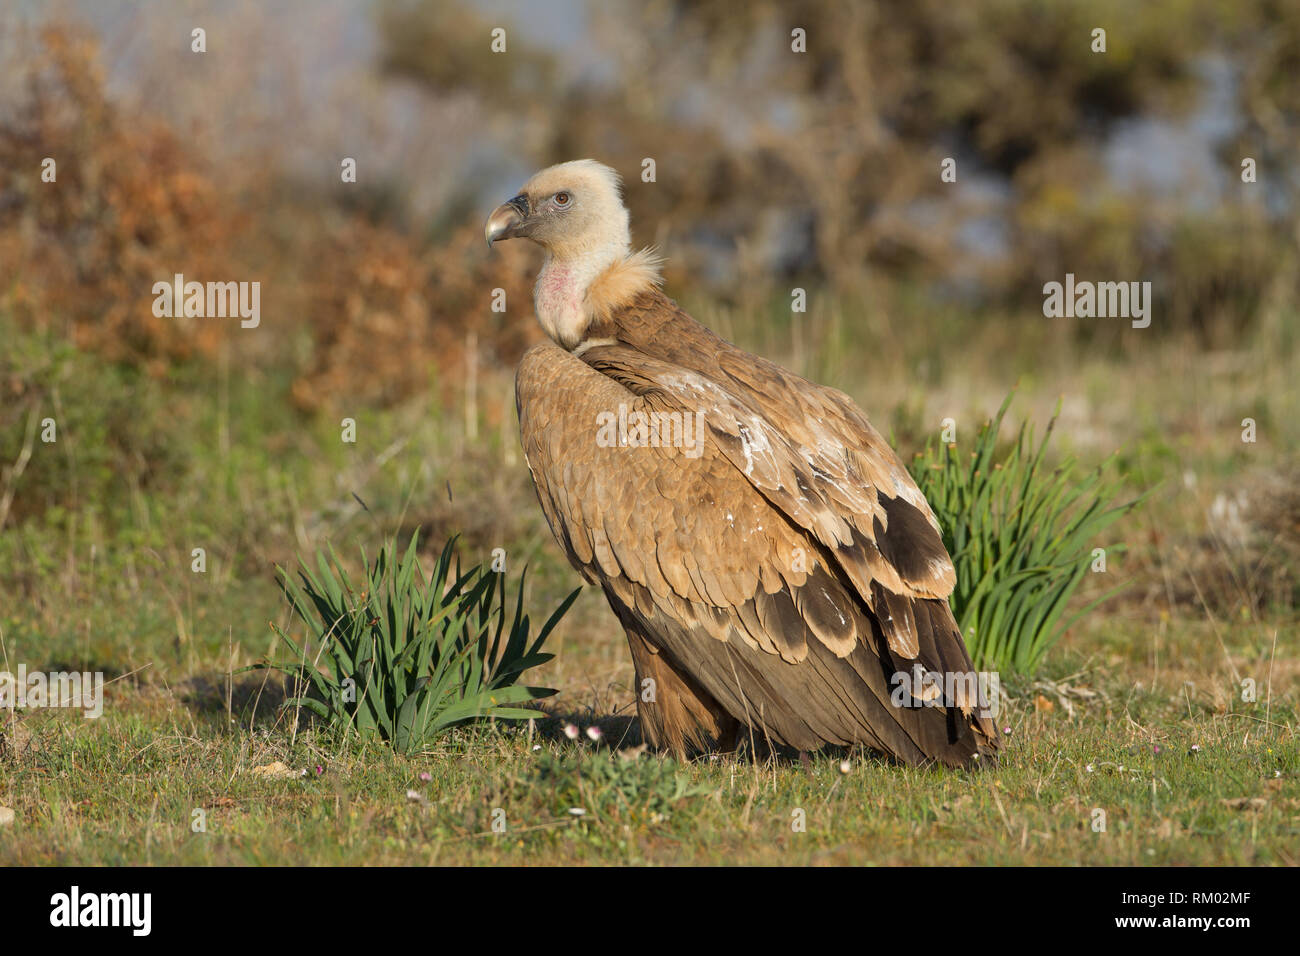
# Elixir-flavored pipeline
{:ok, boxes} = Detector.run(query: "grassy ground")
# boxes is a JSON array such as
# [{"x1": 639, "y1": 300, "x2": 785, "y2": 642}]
[
  {"x1": 0, "y1": 631, "x2": 1294, "y2": 865},
  {"x1": 0, "y1": 293, "x2": 1296, "y2": 865}
]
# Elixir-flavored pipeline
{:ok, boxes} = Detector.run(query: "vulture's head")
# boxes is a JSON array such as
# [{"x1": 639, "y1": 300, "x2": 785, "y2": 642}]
[{"x1": 484, "y1": 159, "x2": 630, "y2": 263}]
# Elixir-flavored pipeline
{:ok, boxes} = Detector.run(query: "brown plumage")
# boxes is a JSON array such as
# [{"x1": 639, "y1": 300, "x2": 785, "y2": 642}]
[{"x1": 487, "y1": 160, "x2": 999, "y2": 767}]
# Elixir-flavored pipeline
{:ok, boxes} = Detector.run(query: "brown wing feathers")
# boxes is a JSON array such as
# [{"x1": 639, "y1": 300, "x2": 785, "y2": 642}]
[
  {"x1": 516, "y1": 289, "x2": 999, "y2": 767},
  {"x1": 585, "y1": 333, "x2": 951, "y2": 662}
]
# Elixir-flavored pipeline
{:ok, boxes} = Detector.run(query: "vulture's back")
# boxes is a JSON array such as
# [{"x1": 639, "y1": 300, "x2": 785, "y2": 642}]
[{"x1": 516, "y1": 289, "x2": 999, "y2": 767}]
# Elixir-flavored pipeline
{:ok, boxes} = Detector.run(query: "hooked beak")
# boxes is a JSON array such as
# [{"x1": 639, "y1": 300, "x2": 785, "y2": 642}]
[{"x1": 485, "y1": 194, "x2": 530, "y2": 248}]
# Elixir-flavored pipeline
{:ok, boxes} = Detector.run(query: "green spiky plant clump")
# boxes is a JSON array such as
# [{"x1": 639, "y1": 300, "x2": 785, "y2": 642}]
[
  {"x1": 256, "y1": 533, "x2": 579, "y2": 753},
  {"x1": 908, "y1": 393, "x2": 1140, "y2": 676}
]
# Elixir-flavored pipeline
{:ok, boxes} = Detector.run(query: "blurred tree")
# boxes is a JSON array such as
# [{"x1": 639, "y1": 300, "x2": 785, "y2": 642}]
[{"x1": 378, "y1": 0, "x2": 1300, "y2": 341}]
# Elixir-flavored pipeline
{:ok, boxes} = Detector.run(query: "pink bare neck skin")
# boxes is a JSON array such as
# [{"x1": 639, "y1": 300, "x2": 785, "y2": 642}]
[
  {"x1": 537, "y1": 261, "x2": 580, "y2": 318},
  {"x1": 535, "y1": 254, "x2": 617, "y2": 348}
]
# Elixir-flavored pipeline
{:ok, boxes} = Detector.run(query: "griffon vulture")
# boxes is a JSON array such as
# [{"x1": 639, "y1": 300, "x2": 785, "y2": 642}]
[{"x1": 486, "y1": 160, "x2": 999, "y2": 768}]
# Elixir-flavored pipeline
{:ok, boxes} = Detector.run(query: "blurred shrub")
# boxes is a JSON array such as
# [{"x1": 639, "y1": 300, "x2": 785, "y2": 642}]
[
  {"x1": 291, "y1": 219, "x2": 537, "y2": 413},
  {"x1": 381, "y1": 0, "x2": 1300, "y2": 341},
  {"x1": 379, "y1": 0, "x2": 557, "y2": 107},
  {"x1": 0, "y1": 25, "x2": 540, "y2": 416},
  {"x1": 6, "y1": 3, "x2": 1299, "y2": 420},
  {"x1": 0, "y1": 26, "x2": 246, "y2": 373}
]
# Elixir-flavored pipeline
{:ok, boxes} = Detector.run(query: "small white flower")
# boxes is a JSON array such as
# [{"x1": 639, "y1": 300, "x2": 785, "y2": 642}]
[
  {"x1": 586, "y1": 725, "x2": 603, "y2": 742},
  {"x1": 562, "y1": 723, "x2": 580, "y2": 740},
  {"x1": 532, "y1": 744, "x2": 542, "y2": 751},
  {"x1": 1085, "y1": 764, "x2": 1095, "y2": 773},
  {"x1": 839, "y1": 759, "x2": 851, "y2": 774},
  {"x1": 567, "y1": 807, "x2": 586, "y2": 816}
]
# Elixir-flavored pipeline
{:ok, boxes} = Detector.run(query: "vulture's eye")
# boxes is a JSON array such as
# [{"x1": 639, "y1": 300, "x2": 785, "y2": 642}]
[{"x1": 554, "y1": 191, "x2": 571, "y2": 207}]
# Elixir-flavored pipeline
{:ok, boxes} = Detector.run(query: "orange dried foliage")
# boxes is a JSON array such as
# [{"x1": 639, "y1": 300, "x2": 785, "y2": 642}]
[
  {"x1": 290, "y1": 219, "x2": 539, "y2": 412},
  {"x1": 1, "y1": 25, "x2": 541, "y2": 410},
  {"x1": 0, "y1": 26, "x2": 247, "y2": 374}
]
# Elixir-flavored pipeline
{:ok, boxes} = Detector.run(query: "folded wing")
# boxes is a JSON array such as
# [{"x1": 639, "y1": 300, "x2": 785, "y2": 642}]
[{"x1": 517, "y1": 337, "x2": 998, "y2": 766}]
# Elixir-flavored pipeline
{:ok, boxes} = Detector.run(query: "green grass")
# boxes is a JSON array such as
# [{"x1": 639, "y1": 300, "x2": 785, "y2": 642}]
[
  {"x1": 1, "y1": 630, "x2": 1294, "y2": 865},
  {"x1": 0, "y1": 295, "x2": 1296, "y2": 865}
]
